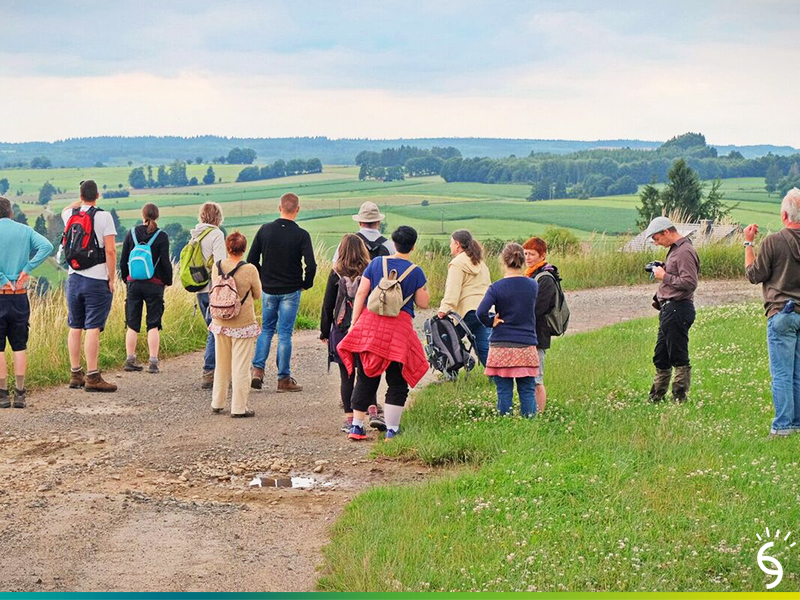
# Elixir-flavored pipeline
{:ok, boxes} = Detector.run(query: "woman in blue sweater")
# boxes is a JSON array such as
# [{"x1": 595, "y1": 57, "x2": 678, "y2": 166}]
[{"x1": 477, "y1": 243, "x2": 540, "y2": 417}]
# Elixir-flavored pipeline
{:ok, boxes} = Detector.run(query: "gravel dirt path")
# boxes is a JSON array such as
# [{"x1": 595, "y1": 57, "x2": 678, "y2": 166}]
[{"x1": 0, "y1": 279, "x2": 761, "y2": 591}]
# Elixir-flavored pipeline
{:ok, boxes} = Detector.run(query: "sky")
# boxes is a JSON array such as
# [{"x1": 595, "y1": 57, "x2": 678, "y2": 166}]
[{"x1": 0, "y1": 0, "x2": 797, "y2": 145}]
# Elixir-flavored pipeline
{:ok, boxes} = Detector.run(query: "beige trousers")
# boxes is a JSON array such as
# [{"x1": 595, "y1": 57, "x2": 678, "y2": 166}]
[{"x1": 212, "y1": 334, "x2": 256, "y2": 415}]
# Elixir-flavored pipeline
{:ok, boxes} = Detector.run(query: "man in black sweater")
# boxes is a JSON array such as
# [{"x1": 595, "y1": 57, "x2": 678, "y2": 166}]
[{"x1": 248, "y1": 192, "x2": 317, "y2": 392}]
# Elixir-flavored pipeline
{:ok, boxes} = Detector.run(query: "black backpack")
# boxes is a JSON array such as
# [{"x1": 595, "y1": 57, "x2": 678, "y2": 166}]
[
  {"x1": 423, "y1": 311, "x2": 476, "y2": 381},
  {"x1": 357, "y1": 232, "x2": 391, "y2": 259},
  {"x1": 333, "y1": 274, "x2": 361, "y2": 332}
]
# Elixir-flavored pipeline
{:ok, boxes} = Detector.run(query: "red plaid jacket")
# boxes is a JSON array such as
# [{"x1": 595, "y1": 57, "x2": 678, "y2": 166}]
[{"x1": 337, "y1": 308, "x2": 428, "y2": 388}]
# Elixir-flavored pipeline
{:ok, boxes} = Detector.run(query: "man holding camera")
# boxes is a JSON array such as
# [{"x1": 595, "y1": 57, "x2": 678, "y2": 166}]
[{"x1": 644, "y1": 216, "x2": 700, "y2": 403}]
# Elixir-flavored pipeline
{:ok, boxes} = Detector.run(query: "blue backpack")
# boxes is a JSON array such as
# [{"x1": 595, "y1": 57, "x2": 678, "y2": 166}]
[{"x1": 128, "y1": 228, "x2": 162, "y2": 280}]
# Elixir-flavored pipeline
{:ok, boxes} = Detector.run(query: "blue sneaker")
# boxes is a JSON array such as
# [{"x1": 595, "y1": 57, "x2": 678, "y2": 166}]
[
  {"x1": 348, "y1": 424, "x2": 368, "y2": 441},
  {"x1": 385, "y1": 428, "x2": 401, "y2": 441}
]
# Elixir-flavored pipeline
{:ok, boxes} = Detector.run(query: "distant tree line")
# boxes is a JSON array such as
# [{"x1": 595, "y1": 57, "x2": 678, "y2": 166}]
[
  {"x1": 129, "y1": 163, "x2": 216, "y2": 189},
  {"x1": 355, "y1": 145, "x2": 462, "y2": 180},
  {"x1": 236, "y1": 158, "x2": 322, "y2": 183},
  {"x1": 1, "y1": 156, "x2": 53, "y2": 169},
  {"x1": 212, "y1": 148, "x2": 257, "y2": 165},
  {"x1": 432, "y1": 133, "x2": 800, "y2": 200}
]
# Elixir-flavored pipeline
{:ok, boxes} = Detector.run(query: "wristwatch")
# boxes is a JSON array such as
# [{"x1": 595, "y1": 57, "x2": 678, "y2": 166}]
[{"x1": 743, "y1": 241, "x2": 754, "y2": 247}]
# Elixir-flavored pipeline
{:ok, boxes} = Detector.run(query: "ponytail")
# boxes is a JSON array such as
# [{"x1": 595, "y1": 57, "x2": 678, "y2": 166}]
[
  {"x1": 142, "y1": 202, "x2": 159, "y2": 234},
  {"x1": 451, "y1": 229, "x2": 483, "y2": 265}
]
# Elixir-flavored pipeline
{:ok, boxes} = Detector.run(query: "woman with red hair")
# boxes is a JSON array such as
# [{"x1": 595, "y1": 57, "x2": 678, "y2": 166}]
[{"x1": 522, "y1": 236, "x2": 562, "y2": 414}]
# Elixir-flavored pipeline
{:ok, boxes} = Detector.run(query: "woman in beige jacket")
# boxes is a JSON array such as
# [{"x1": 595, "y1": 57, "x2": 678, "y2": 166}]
[
  {"x1": 209, "y1": 232, "x2": 262, "y2": 417},
  {"x1": 437, "y1": 229, "x2": 492, "y2": 365}
]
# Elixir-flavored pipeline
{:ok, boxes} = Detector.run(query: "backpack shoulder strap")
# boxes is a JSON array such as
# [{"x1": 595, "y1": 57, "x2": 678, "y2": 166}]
[
  {"x1": 396, "y1": 262, "x2": 417, "y2": 284},
  {"x1": 226, "y1": 260, "x2": 248, "y2": 278},
  {"x1": 131, "y1": 228, "x2": 139, "y2": 246},
  {"x1": 216, "y1": 260, "x2": 225, "y2": 277},
  {"x1": 382, "y1": 255, "x2": 389, "y2": 279},
  {"x1": 144, "y1": 229, "x2": 161, "y2": 247},
  {"x1": 196, "y1": 227, "x2": 214, "y2": 242}
]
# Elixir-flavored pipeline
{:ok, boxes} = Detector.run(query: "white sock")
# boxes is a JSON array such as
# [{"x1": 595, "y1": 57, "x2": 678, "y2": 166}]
[
  {"x1": 384, "y1": 404, "x2": 404, "y2": 432},
  {"x1": 352, "y1": 417, "x2": 364, "y2": 428}
]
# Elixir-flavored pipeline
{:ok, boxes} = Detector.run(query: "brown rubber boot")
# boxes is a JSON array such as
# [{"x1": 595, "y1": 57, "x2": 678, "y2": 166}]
[
  {"x1": 648, "y1": 368, "x2": 672, "y2": 403},
  {"x1": 201, "y1": 369, "x2": 214, "y2": 390},
  {"x1": 277, "y1": 377, "x2": 303, "y2": 393},
  {"x1": 85, "y1": 371, "x2": 118, "y2": 393},
  {"x1": 69, "y1": 368, "x2": 86, "y2": 389},
  {"x1": 672, "y1": 365, "x2": 692, "y2": 403},
  {"x1": 250, "y1": 367, "x2": 264, "y2": 390}
]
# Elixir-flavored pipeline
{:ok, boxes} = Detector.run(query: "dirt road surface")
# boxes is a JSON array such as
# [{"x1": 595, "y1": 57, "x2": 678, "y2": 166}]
[{"x1": 0, "y1": 279, "x2": 761, "y2": 591}]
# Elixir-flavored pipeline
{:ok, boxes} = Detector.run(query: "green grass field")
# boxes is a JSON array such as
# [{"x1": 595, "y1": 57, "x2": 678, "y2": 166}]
[
  {"x1": 6, "y1": 162, "x2": 785, "y2": 250},
  {"x1": 319, "y1": 303, "x2": 797, "y2": 592}
]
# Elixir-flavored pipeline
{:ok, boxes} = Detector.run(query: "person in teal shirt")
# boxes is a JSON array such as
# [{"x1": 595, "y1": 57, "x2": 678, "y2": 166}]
[{"x1": 0, "y1": 197, "x2": 54, "y2": 409}]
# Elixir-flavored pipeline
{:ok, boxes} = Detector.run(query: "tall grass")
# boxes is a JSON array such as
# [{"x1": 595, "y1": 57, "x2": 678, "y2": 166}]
[
  {"x1": 319, "y1": 303, "x2": 798, "y2": 592},
  {"x1": 9, "y1": 284, "x2": 209, "y2": 388},
  {"x1": 14, "y1": 237, "x2": 746, "y2": 388}
]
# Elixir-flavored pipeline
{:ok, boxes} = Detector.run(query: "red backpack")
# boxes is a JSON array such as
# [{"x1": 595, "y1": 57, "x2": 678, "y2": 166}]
[{"x1": 62, "y1": 206, "x2": 106, "y2": 270}]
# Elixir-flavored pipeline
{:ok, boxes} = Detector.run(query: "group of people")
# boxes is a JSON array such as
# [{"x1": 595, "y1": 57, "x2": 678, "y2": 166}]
[{"x1": 1, "y1": 181, "x2": 800, "y2": 440}]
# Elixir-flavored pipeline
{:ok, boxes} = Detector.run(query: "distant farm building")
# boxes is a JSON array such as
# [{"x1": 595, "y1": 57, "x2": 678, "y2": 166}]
[{"x1": 624, "y1": 220, "x2": 740, "y2": 252}]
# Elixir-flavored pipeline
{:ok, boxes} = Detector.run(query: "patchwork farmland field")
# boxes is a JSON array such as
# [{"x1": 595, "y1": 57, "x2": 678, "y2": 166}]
[{"x1": 5, "y1": 164, "x2": 782, "y2": 277}]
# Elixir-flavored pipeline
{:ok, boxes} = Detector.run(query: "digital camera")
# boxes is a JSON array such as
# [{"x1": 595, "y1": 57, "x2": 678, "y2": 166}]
[{"x1": 644, "y1": 261, "x2": 665, "y2": 274}]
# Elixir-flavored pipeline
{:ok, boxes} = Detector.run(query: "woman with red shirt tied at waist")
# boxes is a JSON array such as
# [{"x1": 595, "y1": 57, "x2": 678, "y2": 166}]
[
  {"x1": 337, "y1": 226, "x2": 430, "y2": 441},
  {"x1": 523, "y1": 236, "x2": 561, "y2": 414},
  {"x1": 119, "y1": 203, "x2": 172, "y2": 374}
]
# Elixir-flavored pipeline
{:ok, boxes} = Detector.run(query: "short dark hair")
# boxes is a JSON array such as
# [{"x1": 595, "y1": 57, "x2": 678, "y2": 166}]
[
  {"x1": 280, "y1": 192, "x2": 299, "y2": 213},
  {"x1": 226, "y1": 231, "x2": 247, "y2": 255},
  {"x1": 392, "y1": 225, "x2": 418, "y2": 254},
  {"x1": 0, "y1": 197, "x2": 11, "y2": 219},
  {"x1": 80, "y1": 180, "x2": 99, "y2": 202}
]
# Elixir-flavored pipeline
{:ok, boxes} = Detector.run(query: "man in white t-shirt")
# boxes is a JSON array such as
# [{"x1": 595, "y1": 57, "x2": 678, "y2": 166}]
[{"x1": 61, "y1": 180, "x2": 118, "y2": 392}]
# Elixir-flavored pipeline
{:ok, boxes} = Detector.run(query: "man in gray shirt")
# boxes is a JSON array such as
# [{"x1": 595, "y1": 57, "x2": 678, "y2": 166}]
[
  {"x1": 644, "y1": 216, "x2": 700, "y2": 403},
  {"x1": 744, "y1": 187, "x2": 800, "y2": 437}
]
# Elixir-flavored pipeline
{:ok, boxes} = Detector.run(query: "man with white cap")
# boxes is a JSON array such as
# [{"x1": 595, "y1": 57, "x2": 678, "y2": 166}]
[
  {"x1": 644, "y1": 215, "x2": 700, "y2": 403},
  {"x1": 332, "y1": 201, "x2": 395, "y2": 263}
]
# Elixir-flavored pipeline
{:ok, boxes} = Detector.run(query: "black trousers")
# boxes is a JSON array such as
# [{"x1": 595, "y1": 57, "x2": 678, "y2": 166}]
[
  {"x1": 653, "y1": 300, "x2": 695, "y2": 369},
  {"x1": 338, "y1": 363, "x2": 355, "y2": 413},
  {"x1": 351, "y1": 354, "x2": 409, "y2": 411}
]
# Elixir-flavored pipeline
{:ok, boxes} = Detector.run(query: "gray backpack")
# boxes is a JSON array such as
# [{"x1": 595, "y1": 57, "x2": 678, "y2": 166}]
[{"x1": 534, "y1": 271, "x2": 570, "y2": 336}]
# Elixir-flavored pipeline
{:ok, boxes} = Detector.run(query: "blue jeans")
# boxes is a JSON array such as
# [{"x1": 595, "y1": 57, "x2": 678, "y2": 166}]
[
  {"x1": 463, "y1": 310, "x2": 490, "y2": 367},
  {"x1": 253, "y1": 290, "x2": 302, "y2": 379},
  {"x1": 767, "y1": 311, "x2": 800, "y2": 433},
  {"x1": 196, "y1": 293, "x2": 215, "y2": 371},
  {"x1": 494, "y1": 376, "x2": 536, "y2": 417}
]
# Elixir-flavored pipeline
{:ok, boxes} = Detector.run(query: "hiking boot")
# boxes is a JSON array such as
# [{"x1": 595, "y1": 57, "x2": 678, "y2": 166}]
[
  {"x1": 368, "y1": 406, "x2": 387, "y2": 431},
  {"x1": 69, "y1": 368, "x2": 85, "y2": 389},
  {"x1": 147, "y1": 361, "x2": 160, "y2": 374},
  {"x1": 341, "y1": 419, "x2": 354, "y2": 433},
  {"x1": 250, "y1": 367, "x2": 264, "y2": 390},
  {"x1": 124, "y1": 359, "x2": 144, "y2": 372},
  {"x1": 277, "y1": 377, "x2": 303, "y2": 393},
  {"x1": 231, "y1": 409, "x2": 255, "y2": 418},
  {"x1": 201, "y1": 370, "x2": 214, "y2": 390},
  {"x1": 13, "y1": 389, "x2": 26, "y2": 409},
  {"x1": 348, "y1": 424, "x2": 368, "y2": 441},
  {"x1": 648, "y1": 368, "x2": 672, "y2": 403},
  {"x1": 212, "y1": 407, "x2": 224, "y2": 414},
  {"x1": 769, "y1": 429, "x2": 792, "y2": 439},
  {"x1": 85, "y1": 371, "x2": 118, "y2": 393},
  {"x1": 0, "y1": 389, "x2": 10, "y2": 409},
  {"x1": 672, "y1": 365, "x2": 692, "y2": 403}
]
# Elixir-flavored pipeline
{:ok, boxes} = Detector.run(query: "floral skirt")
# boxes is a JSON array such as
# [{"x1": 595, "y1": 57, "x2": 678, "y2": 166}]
[
  {"x1": 484, "y1": 344, "x2": 539, "y2": 378},
  {"x1": 209, "y1": 322, "x2": 261, "y2": 339}
]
